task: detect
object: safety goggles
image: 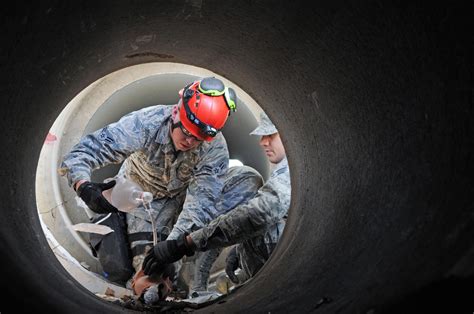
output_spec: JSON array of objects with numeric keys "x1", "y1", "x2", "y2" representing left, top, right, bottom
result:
[
  {"x1": 178, "y1": 121, "x2": 202, "y2": 142},
  {"x1": 182, "y1": 79, "x2": 237, "y2": 138},
  {"x1": 198, "y1": 79, "x2": 237, "y2": 112}
]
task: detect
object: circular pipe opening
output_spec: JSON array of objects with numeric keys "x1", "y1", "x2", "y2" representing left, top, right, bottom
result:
[{"x1": 35, "y1": 62, "x2": 288, "y2": 304}]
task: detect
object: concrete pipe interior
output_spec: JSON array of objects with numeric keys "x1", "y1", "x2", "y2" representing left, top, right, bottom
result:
[
  {"x1": 2, "y1": 2, "x2": 473, "y2": 313},
  {"x1": 35, "y1": 63, "x2": 274, "y2": 299}
]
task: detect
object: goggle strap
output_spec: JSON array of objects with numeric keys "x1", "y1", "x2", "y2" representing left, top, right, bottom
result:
[
  {"x1": 224, "y1": 87, "x2": 237, "y2": 112},
  {"x1": 171, "y1": 121, "x2": 182, "y2": 131}
]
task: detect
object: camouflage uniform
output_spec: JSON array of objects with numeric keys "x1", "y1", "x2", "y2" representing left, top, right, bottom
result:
[
  {"x1": 189, "y1": 112, "x2": 291, "y2": 282},
  {"x1": 59, "y1": 105, "x2": 249, "y2": 272},
  {"x1": 189, "y1": 165, "x2": 263, "y2": 294}
]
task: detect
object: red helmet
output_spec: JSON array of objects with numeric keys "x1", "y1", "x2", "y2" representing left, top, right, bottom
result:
[{"x1": 179, "y1": 77, "x2": 237, "y2": 142}]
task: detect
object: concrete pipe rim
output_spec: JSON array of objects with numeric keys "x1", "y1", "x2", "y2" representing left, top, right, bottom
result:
[{"x1": 35, "y1": 62, "x2": 281, "y2": 306}]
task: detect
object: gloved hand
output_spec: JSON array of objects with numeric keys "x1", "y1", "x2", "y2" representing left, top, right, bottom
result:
[
  {"x1": 76, "y1": 180, "x2": 118, "y2": 214},
  {"x1": 142, "y1": 233, "x2": 195, "y2": 276},
  {"x1": 225, "y1": 246, "x2": 240, "y2": 284}
]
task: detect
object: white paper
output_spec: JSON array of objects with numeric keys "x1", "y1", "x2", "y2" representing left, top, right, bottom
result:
[{"x1": 72, "y1": 223, "x2": 114, "y2": 235}]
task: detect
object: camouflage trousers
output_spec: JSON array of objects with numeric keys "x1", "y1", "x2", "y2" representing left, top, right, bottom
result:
[{"x1": 125, "y1": 165, "x2": 263, "y2": 288}]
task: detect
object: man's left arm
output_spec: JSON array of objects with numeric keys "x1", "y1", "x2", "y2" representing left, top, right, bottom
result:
[{"x1": 167, "y1": 134, "x2": 229, "y2": 240}]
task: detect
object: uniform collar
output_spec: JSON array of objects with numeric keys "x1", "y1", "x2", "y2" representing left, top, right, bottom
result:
[
  {"x1": 156, "y1": 107, "x2": 174, "y2": 145},
  {"x1": 271, "y1": 156, "x2": 288, "y2": 173}
]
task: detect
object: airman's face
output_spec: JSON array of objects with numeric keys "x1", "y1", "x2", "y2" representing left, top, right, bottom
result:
[
  {"x1": 259, "y1": 133, "x2": 286, "y2": 164},
  {"x1": 170, "y1": 103, "x2": 202, "y2": 151}
]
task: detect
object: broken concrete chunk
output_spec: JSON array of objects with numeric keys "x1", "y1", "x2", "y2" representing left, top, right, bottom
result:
[{"x1": 105, "y1": 287, "x2": 115, "y2": 297}]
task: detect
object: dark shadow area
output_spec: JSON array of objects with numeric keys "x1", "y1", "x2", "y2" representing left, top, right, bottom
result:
[{"x1": 382, "y1": 276, "x2": 474, "y2": 314}]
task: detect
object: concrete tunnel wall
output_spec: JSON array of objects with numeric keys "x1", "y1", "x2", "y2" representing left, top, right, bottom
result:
[{"x1": 1, "y1": 2, "x2": 473, "y2": 313}]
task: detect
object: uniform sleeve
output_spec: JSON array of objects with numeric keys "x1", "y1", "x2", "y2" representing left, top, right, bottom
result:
[
  {"x1": 189, "y1": 169, "x2": 291, "y2": 250},
  {"x1": 167, "y1": 134, "x2": 229, "y2": 240},
  {"x1": 58, "y1": 108, "x2": 155, "y2": 187}
]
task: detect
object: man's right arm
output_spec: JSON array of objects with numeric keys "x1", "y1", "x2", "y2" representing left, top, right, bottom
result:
[{"x1": 58, "y1": 107, "x2": 156, "y2": 188}]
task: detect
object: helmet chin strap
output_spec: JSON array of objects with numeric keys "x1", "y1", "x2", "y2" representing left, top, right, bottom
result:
[
  {"x1": 170, "y1": 104, "x2": 181, "y2": 131},
  {"x1": 169, "y1": 106, "x2": 182, "y2": 153},
  {"x1": 169, "y1": 121, "x2": 181, "y2": 155},
  {"x1": 171, "y1": 121, "x2": 181, "y2": 132}
]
